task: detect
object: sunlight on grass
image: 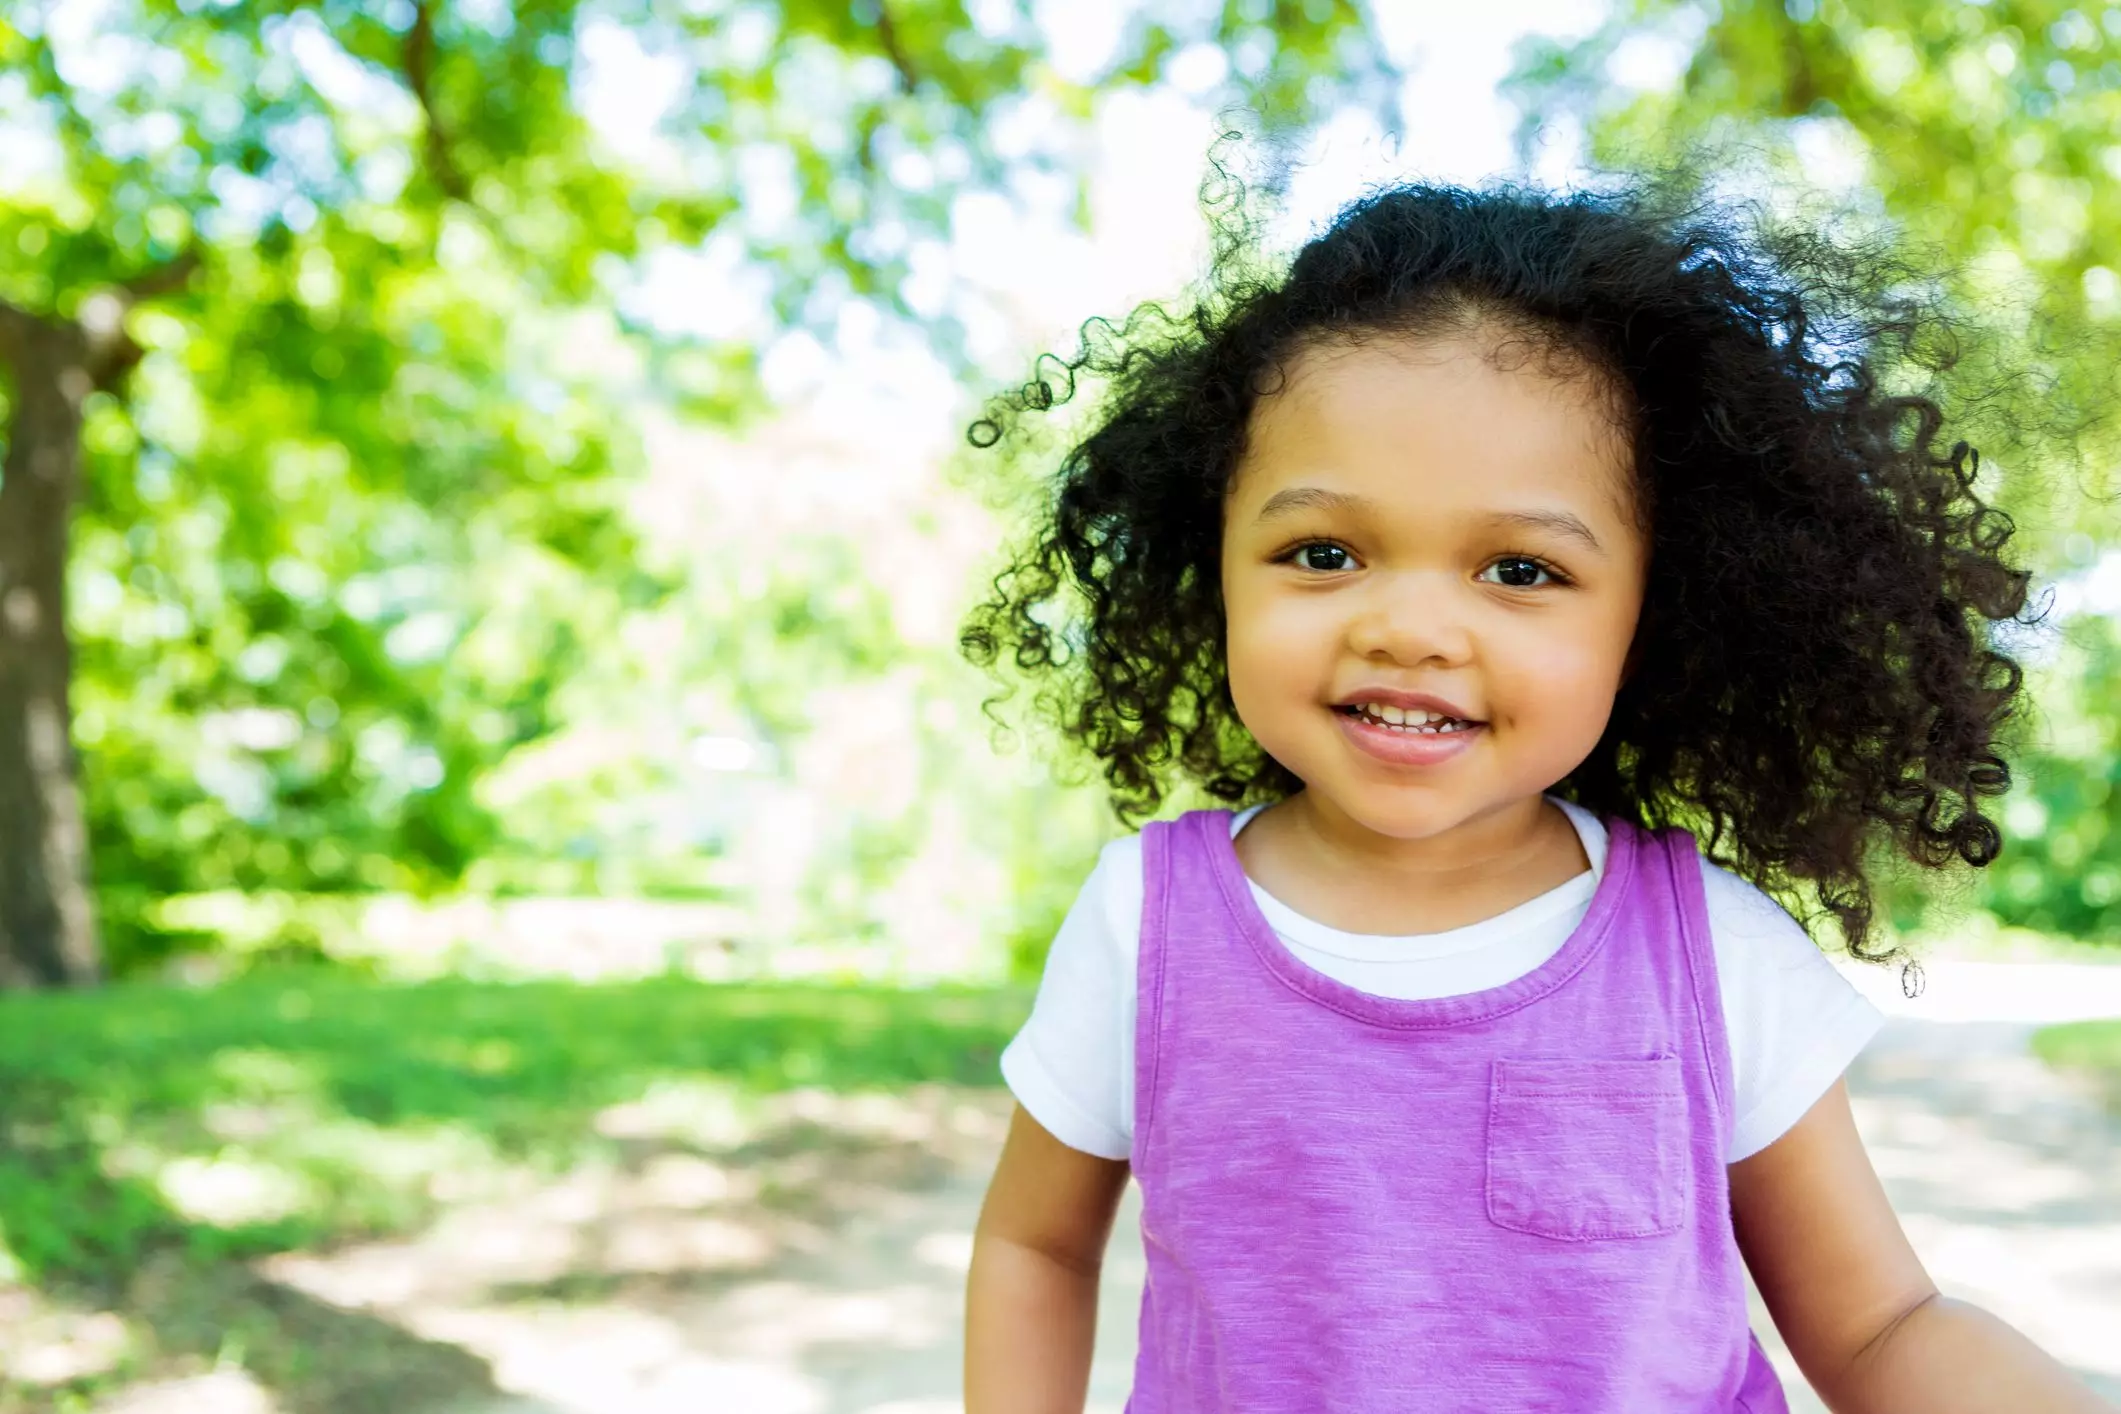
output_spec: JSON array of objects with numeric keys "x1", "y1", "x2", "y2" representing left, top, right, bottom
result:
[
  {"x1": 0, "y1": 975, "x2": 1028, "y2": 1294},
  {"x1": 209, "y1": 1048, "x2": 323, "y2": 1099},
  {"x1": 594, "y1": 1076, "x2": 753, "y2": 1148},
  {"x1": 140, "y1": 1118, "x2": 512, "y2": 1233},
  {"x1": 94, "y1": 1041, "x2": 521, "y2": 1240},
  {"x1": 156, "y1": 1156, "x2": 313, "y2": 1228},
  {"x1": 0, "y1": 1279, "x2": 133, "y2": 1389}
]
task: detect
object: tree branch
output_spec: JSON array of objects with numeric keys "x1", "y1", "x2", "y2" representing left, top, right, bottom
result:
[
  {"x1": 80, "y1": 249, "x2": 201, "y2": 390},
  {"x1": 117, "y1": 249, "x2": 202, "y2": 303},
  {"x1": 0, "y1": 299, "x2": 52, "y2": 371},
  {"x1": 873, "y1": 0, "x2": 919, "y2": 94},
  {"x1": 0, "y1": 249, "x2": 197, "y2": 386},
  {"x1": 1775, "y1": 11, "x2": 1820, "y2": 113},
  {"x1": 857, "y1": 108, "x2": 883, "y2": 176},
  {"x1": 404, "y1": 0, "x2": 470, "y2": 200}
]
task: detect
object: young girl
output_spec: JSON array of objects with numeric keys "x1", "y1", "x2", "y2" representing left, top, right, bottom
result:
[{"x1": 958, "y1": 181, "x2": 2112, "y2": 1412}]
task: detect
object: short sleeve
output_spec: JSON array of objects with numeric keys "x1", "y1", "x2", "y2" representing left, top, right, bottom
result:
[
  {"x1": 1701, "y1": 860, "x2": 1887, "y2": 1162},
  {"x1": 997, "y1": 837, "x2": 1142, "y2": 1161}
]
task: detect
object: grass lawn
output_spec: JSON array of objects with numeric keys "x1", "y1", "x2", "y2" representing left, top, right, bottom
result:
[
  {"x1": 2033, "y1": 1017, "x2": 2121, "y2": 1113},
  {"x1": 0, "y1": 971, "x2": 1027, "y2": 1412}
]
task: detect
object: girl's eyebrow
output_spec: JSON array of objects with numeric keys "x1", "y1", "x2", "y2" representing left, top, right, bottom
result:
[
  {"x1": 1254, "y1": 490, "x2": 1608, "y2": 558},
  {"x1": 1253, "y1": 486, "x2": 1373, "y2": 522},
  {"x1": 1481, "y1": 509, "x2": 1607, "y2": 556}
]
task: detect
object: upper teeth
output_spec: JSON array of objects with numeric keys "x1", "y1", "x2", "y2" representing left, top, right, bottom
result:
[{"x1": 1362, "y1": 704, "x2": 1449, "y2": 726}]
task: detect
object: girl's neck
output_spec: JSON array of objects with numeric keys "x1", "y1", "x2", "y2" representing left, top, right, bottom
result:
[{"x1": 1233, "y1": 790, "x2": 1592, "y2": 936}]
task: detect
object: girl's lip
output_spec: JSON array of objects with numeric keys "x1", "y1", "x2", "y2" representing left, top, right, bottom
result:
[{"x1": 1334, "y1": 708, "x2": 1483, "y2": 767}]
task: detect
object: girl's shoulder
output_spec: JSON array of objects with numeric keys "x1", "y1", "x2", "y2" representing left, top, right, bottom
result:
[
  {"x1": 1577, "y1": 802, "x2": 1814, "y2": 940},
  {"x1": 1085, "y1": 806, "x2": 1256, "y2": 940},
  {"x1": 1694, "y1": 853, "x2": 1809, "y2": 937},
  {"x1": 1078, "y1": 828, "x2": 1152, "y2": 960}
]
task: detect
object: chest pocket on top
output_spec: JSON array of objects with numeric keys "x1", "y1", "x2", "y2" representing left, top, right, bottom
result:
[{"x1": 1485, "y1": 1055, "x2": 1690, "y2": 1241}]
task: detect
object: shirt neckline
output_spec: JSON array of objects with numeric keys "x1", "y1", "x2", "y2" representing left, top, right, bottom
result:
[
  {"x1": 1250, "y1": 872, "x2": 1595, "y2": 962},
  {"x1": 1196, "y1": 804, "x2": 1641, "y2": 1031},
  {"x1": 1233, "y1": 796, "x2": 1604, "y2": 963}
]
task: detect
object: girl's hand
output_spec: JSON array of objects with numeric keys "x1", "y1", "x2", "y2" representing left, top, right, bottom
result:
[
  {"x1": 965, "y1": 1103, "x2": 1130, "y2": 1414},
  {"x1": 1732, "y1": 1080, "x2": 2113, "y2": 1412}
]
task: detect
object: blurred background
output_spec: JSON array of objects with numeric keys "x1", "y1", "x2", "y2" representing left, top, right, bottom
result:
[{"x1": 2, "y1": 1, "x2": 2120, "y2": 1411}]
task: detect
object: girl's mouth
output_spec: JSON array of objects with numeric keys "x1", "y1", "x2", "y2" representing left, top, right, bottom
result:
[{"x1": 1335, "y1": 702, "x2": 1479, "y2": 735}]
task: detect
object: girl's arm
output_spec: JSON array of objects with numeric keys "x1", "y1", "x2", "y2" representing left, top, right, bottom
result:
[
  {"x1": 965, "y1": 1102, "x2": 1131, "y2": 1413},
  {"x1": 1731, "y1": 1080, "x2": 2113, "y2": 1412}
]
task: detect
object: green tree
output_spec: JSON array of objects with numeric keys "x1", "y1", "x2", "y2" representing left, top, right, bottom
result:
[
  {"x1": 1979, "y1": 613, "x2": 2121, "y2": 940},
  {"x1": 1511, "y1": 0, "x2": 2121, "y2": 526},
  {"x1": 0, "y1": 1, "x2": 1396, "y2": 987}
]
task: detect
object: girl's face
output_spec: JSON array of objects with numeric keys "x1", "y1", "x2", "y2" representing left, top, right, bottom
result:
[{"x1": 1220, "y1": 330, "x2": 1648, "y2": 844}]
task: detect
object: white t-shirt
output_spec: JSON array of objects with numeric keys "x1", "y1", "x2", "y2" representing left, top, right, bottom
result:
[{"x1": 1002, "y1": 799, "x2": 1885, "y2": 1165}]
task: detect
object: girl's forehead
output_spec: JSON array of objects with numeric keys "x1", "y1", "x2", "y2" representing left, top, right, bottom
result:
[{"x1": 1231, "y1": 333, "x2": 1639, "y2": 529}]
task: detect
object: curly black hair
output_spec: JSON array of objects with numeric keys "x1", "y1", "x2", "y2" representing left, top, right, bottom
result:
[{"x1": 960, "y1": 173, "x2": 2032, "y2": 962}]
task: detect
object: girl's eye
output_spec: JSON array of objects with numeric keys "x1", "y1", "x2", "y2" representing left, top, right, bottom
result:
[
  {"x1": 1290, "y1": 542, "x2": 1354, "y2": 572},
  {"x1": 1480, "y1": 556, "x2": 1558, "y2": 589}
]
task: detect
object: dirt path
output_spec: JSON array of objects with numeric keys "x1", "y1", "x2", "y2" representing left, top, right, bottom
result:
[{"x1": 84, "y1": 964, "x2": 2120, "y2": 1414}]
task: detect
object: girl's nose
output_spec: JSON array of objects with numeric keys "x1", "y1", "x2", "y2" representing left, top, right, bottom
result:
[{"x1": 1344, "y1": 577, "x2": 1474, "y2": 667}]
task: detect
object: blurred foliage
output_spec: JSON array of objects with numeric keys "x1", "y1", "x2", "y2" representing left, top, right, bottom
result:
[
  {"x1": 2032, "y1": 1015, "x2": 2121, "y2": 1114},
  {"x1": 1512, "y1": 0, "x2": 2121, "y2": 540},
  {"x1": 1515, "y1": 0, "x2": 2121, "y2": 942},
  {"x1": 0, "y1": 1, "x2": 1395, "y2": 974},
  {"x1": 0, "y1": 974, "x2": 1025, "y2": 1291},
  {"x1": 1978, "y1": 614, "x2": 2121, "y2": 936},
  {"x1": 2027, "y1": 1017, "x2": 2121, "y2": 1127}
]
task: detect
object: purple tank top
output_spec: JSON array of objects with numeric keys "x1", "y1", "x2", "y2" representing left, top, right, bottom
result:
[{"x1": 1127, "y1": 809, "x2": 1789, "y2": 1412}]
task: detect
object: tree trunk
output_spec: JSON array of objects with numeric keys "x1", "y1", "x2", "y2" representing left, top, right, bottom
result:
[{"x1": 0, "y1": 310, "x2": 101, "y2": 987}]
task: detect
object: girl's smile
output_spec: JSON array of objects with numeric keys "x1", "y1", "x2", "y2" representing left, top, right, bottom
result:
[{"x1": 1333, "y1": 690, "x2": 1484, "y2": 767}]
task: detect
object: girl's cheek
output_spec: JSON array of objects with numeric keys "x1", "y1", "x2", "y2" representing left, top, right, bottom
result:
[
  {"x1": 1235, "y1": 593, "x2": 1335, "y2": 672},
  {"x1": 1223, "y1": 593, "x2": 1325, "y2": 735},
  {"x1": 1223, "y1": 642, "x2": 1276, "y2": 751},
  {"x1": 1498, "y1": 632, "x2": 1626, "y2": 742}
]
